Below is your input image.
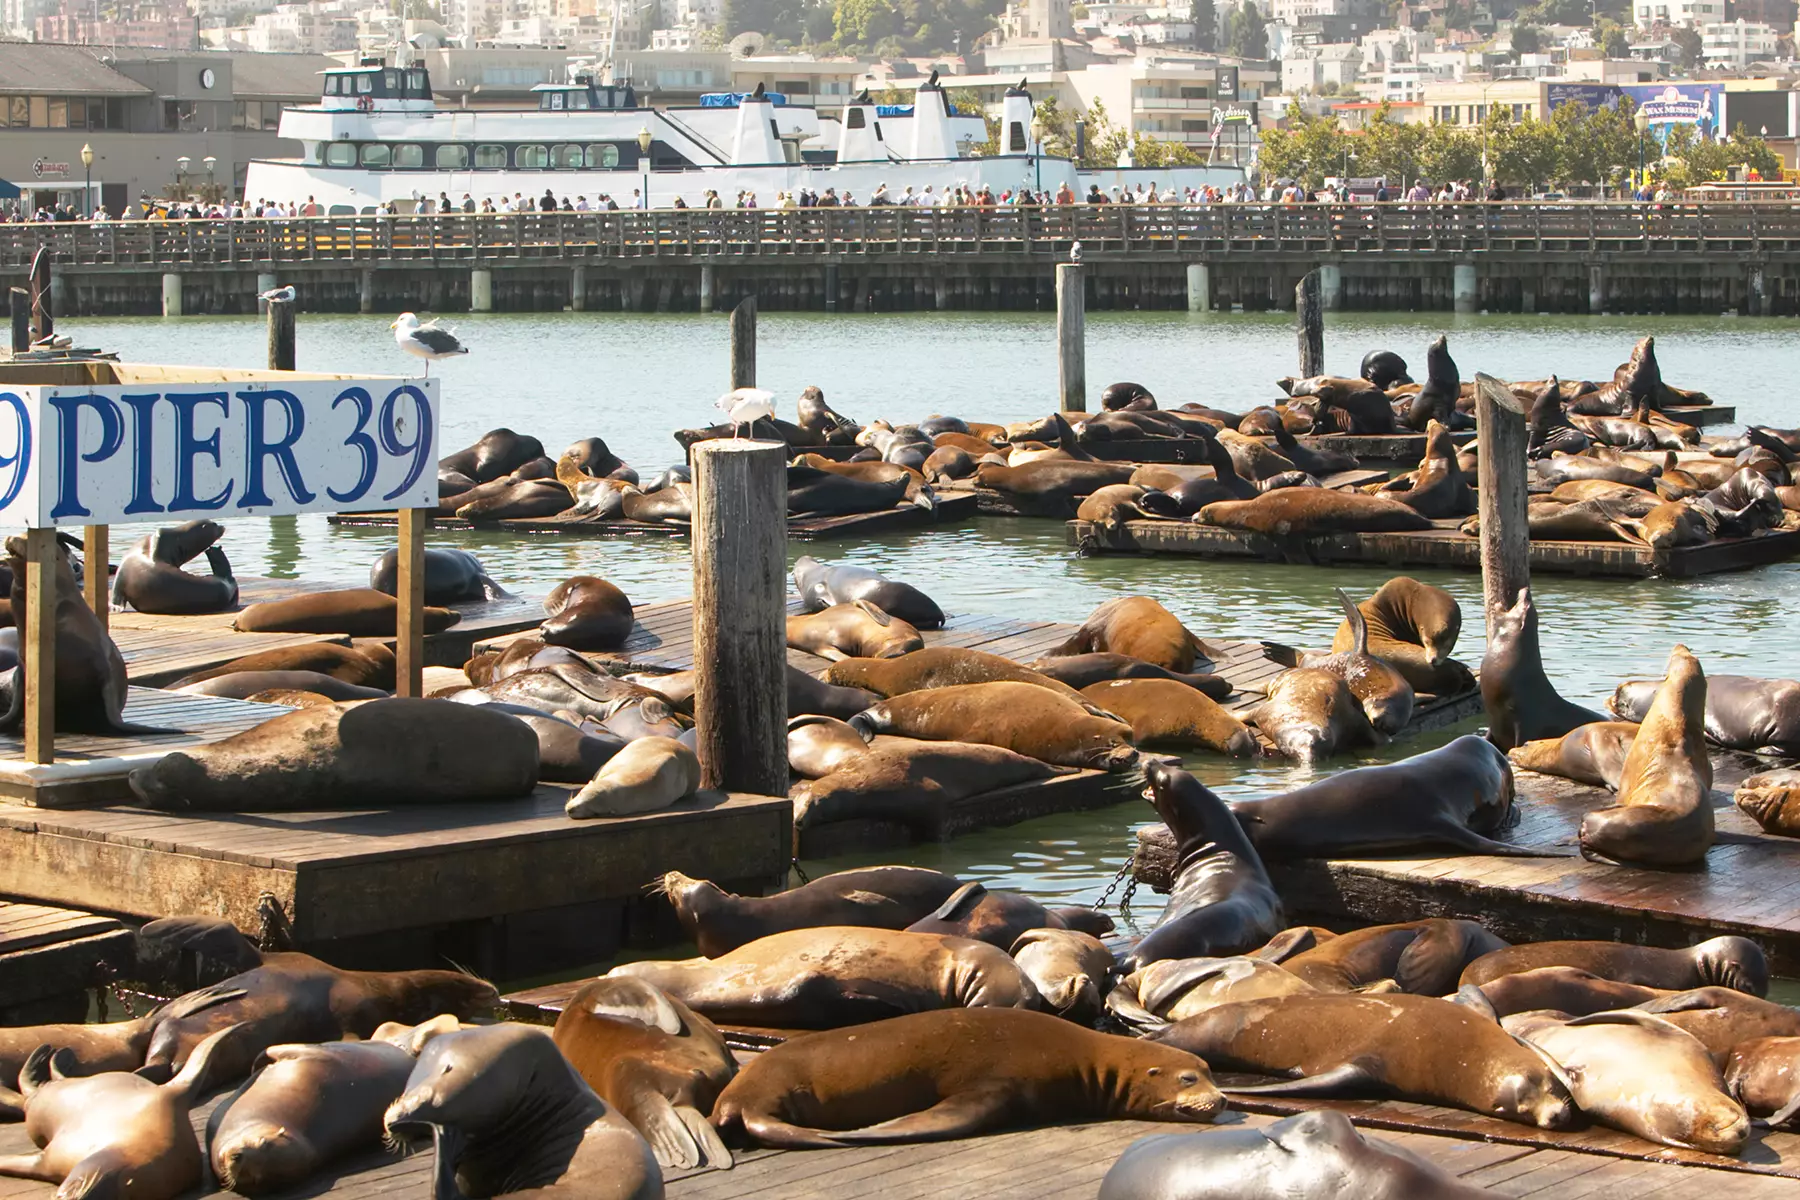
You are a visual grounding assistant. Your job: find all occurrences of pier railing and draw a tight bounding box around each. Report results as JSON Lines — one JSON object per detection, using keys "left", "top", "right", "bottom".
{"left": 11, "top": 202, "right": 1800, "bottom": 269}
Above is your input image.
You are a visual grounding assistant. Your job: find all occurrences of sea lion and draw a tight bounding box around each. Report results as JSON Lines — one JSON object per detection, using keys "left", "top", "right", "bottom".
{"left": 1579, "top": 644, "right": 1713, "bottom": 868}
{"left": 1396, "top": 420, "right": 1474, "bottom": 517}
{"left": 439, "top": 428, "right": 545, "bottom": 483}
{"left": 1735, "top": 768, "right": 1800, "bottom": 836}
{"left": 112, "top": 520, "right": 238, "bottom": 614}
{"left": 1106, "top": 957, "right": 1319, "bottom": 1033}
{"left": 206, "top": 1038, "right": 417, "bottom": 1194}
{"left": 633, "top": 664, "right": 876, "bottom": 720}
{"left": 657, "top": 867, "right": 964, "bottom": 958}
{"left": 1361, "top": 349, "right": 1412, "bottom": 389}
{"left": 622, "top": 481, "right": 693, "bottom": 523}
{"left": 796, "top": 386, "right": 859, "bottom": 442}
{"left": 1281, "top": 919, "right": 1509, "bottom": 995}
{"left": 1461, "top": 936, "right": 1767, "bottom": 996}
{"left": 1152, "top": 993, "right": 1575, "bottom": 1129}
{"left": 457, "top": 701, "right": 623, "bottom": 784}
{"left": 1010, "top": 929, "right": 1114, "bottom": 1022}
{"left": 172, "top": 670, "right": 388, "bottom": 702}
{"left": 1247, "top": 667, "right": 1376, "bottom": 761}
{"left": 132, "top": 916, "right": 264, "bottom": 993}
{"left": 244, "top": 688, "right": 334, "bottom": 707}
{"left": 711, "top": 1008, "right": 1223, "bottom": 1147}
{"left": 1534, "top": 453, "right": 1656, "bottom": 490}
{"left": 848, "top": 681, "right": 1138, "bottom": 770}
{"left": 1200, "top": 489, "right": 1434, "bottom": 536}
{"left": 1631, "top": 988, "right": 1800, "bottom": 1061}
{"left": 1507, "top": 721, "right": 1639, "bottom": 789}
{"left": 0, "top": 1023, "right": 253, "bottom": 1200}
{"left": 1468, "top": 966, "right": 1663, "bottom": 1017}
{"left": 456, "top": 476, "right": 574, "bottom": 522}
{"left": 1051, "top": 596, "right": 1203, "bottom": 673}
{"left": 1301, "top": 590, "right": 1415, "bottom": 735}
{"left": 1405, "top": 336, "right": 1460, "bottom": 431}
{"left": 541, "top": 576, "right": 634, "bottom": 650}
{"left": 557, "top": 435, "right": 633, "bottom": 483}
{"left": 1479, "top": 587, "right": 1608, "bottom": 752}
{"left": 0, "top": 536, "right": 145, "bottom": 734}
{"left": 368, "top": 547, "right": 508, "bottom": 604}
{"left": 172, "top": 643, "right": 396, "bottom": 691}
{"left": 610, "top": 926, "right": 1038, "bottom": 1027}
{"left": 976, "top": 460, "right": 1137, "bottom": 517}
{"left": 1328, "top": 576, "right": 1469, "bottom": 696}
{"left": 787, "top": 466, "right": 925, "bottom": 516}
{"left": 1724, "top": 1037, "right": 1800, "bottom": 1125}
{"left": 1125, "top": 760, "right": 1283, "bottom": 971}
{"left": 1610, "top": 673, "right": 1800, "bottom": 757}
{"left": 0, "top": 1016, "right": 158, "bottom": 1120}
{"left": 793, "top": 556, "right": 944, "bottom": 629}
{"left": 1229, "top": 735, "right": 1548, "bottom": 860}
{"left": 1268, "top": 422, "right": 1360, "bottom": 475}
{"left": 825, "top": 645, "right": 1081, "bottom": 698}
{"left": 566, "top": 736, "right": 700, "bottom": 819}
{"left": 128, "top": 698, "right": 539, "bottom": 811}
{"left": 1098, "top": 1109, "right": 1502, "bottom": 1200}
{"left": 1526, "top": 377, "right": 1589, "bottom": 458}
{"left": 552, "top": 977, "right": 736, "bottom": 1171}
{"left": 1028, "top": 652, "right": 1231, "bottom": 699}
{"left": 233, "top": 588, "right": 460, "bottom": 637}
{"left": 1079, "top": 679, "right": 1256, "bottom": 755}
{"left": 1103, "top": 381, "right": 1156, "bottom": 411}
{"left": 384, "top": 1024, "right": 660, "bottom": 1200}
{"left": 787, "top": 601, "right": 923, "bottom": 661}
{"left": 1077, "top": 484, "right": 1169, "bottom": 535}
{"left": 904, "top": 881, "right": 1111, "bottom": 949}
{"left": 1503, "top": 1009, "right": 1747, "bottom": 1154}
{"left": 1575, "top": 336, "right": 1663, "bottom": 418}
{"left": 924, "top": 446, "right": 976, "bottom": 482}
{"left": 479, "top": 663, "right": 661, "bottom": 721}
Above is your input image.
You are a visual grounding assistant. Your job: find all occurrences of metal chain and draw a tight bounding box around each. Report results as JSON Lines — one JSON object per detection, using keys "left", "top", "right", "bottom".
{"left": 256, "top": 892, "right": 294, "bottom": 952}
{"left": 789, "top": 857, "right": 811, "bottom": 886}
{"left": 1091, "top": 848, "right": 1138, "bottom": 912}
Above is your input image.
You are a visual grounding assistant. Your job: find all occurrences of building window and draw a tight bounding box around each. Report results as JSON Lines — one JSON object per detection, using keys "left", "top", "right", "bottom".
{"left": 360, "top": 143, "right": 390, "bottom": 167}
{"left": 586, "top": 143, "right": 620, "bottom": 167}
{"left": 474, "top": 144, "right": 507, "bottom": 168}
{"left": 436, "top": 144, "right": 470, "bottom": 168}
{"left": 9, "top": 97, "right": 26, "bottom": 127}
{"left": 66, "top": 99, "right": 83, "bottom": 127}
{"left": 325, "top": 141, "right": 356, "bottom": 166}
{"left": 393, "top": 143, "right": 424, "bottom": 167}
{"left": 515, "top": 144, "right": 549, "bottom": 168}
{"left": 551, "top": 143, "right": 583, "bottom": 168}
{"left": 32, "top": 96, "right": 49, "bottom": 128}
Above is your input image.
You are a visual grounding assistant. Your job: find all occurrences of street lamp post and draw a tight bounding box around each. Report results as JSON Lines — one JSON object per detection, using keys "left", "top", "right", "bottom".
{"left": 637, "top": 125, "right": 652, "bottom": 210}
{"left": 1634, "top": 107, "right": 1651, "bottom": 196}
{"left": 79, "top": 143, "right": 93, "bottom": 217}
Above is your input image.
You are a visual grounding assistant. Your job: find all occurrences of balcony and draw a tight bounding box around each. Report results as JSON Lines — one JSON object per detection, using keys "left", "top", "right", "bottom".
{"left": 1133, "top": 95, "right": 1214, "bottom": 110}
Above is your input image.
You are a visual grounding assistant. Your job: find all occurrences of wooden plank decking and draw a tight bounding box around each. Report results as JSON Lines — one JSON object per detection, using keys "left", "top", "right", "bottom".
{"left": 0, "top": 900, "right": 134, "bottom": 1022}
{"left": 111, "top": 628, "right": 354, "bottom": 687}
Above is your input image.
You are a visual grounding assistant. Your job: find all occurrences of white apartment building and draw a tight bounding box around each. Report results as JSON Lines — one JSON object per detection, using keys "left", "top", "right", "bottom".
{"left": 241, "top": 3, "right": 357, "bottom": 54}
{"left": 1282, "top": 42, "right": 1361, "bottom": 92}
{"left": 1632, "top": 0, "right": 1723, "bottom": 27}
{"left": 1370, "top": 60, "right": 1441, "bottom": 101}
{"left": 998, "top": 0, "right": 1076, "bottom": 42}
{"left": 1701, "top": 18, "right": 1778, "bottom": 67}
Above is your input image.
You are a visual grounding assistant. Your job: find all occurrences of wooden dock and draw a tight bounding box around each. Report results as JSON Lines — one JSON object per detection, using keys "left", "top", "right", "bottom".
{"left": 326, "top": 493, "right": 979, "bottom": 542}
{"left": 1066, "top": 517, "right": 1800, "bottom": 579}
{"left": 945, "top": 469, "right": 1388, "bottom": 518}
{"left": 111, "top": 628, "right": 354, "bottom": 687}
{"left": 0, "top": 900, "right": 134, "bottom": 1023}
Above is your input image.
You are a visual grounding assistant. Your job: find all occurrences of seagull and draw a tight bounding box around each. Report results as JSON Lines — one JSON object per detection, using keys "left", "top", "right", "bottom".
{"left": 391, "top": 312, "right": 468, "bottom": 377}
{"left": 716, "top": 387, "right": 775, "bottom": 438}
{"left": 31, "top": 333, "right": 71, "bottom": 350}
{"left": 258, "top": 284, "right": 296, "bottom": 303}
{"left": 1070, "top": 241, "right": 1083, "bottom": 263}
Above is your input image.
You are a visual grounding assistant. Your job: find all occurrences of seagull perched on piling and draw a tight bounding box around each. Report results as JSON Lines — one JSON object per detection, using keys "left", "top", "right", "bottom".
{"left": 1070, "top": 241, "right": 1083, "bottom": 263}
{"left": 258, "top": 284, "right": 296, "bottom": 303}
{"left": 391, "top": 312, "right": 468, "bottom": 377}
{"left": 716, "top": 387, "right": 775, "bottom": 438}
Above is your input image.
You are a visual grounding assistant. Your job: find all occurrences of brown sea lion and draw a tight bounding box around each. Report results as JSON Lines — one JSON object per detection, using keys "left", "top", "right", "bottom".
{"left": 243, "top": 688, "right": 333, "bottom": 707}
{"left": 1396, "top": 421, "right": 1474, "bottom": 517}
{"left": 623, "top": 481, "right": 693, "bottom": 523}
{"left": 1469, "top": 966, "right": 1663, "bottom": 1017}
{"left": 0, "top": 535, "right": 144, "bottom": 734}
{"left": 849, "top": 681, "right": 1137, "bottom": 770}
{"left": 1154, "top": 993, "right": 1575, "bottom": 1128}
{"left": 1579, "top": 644, "right": 1713, "bottom": 867}
{"left": 1216, "top": 429, "right": 1300, "bottom": 482}
{"left": 904, "top": 881, "right": 1112, "bottom": 950}
{"left": 1199, "top": 489, "right": 1434, "bottom": 536}
{"left": 1300, "top": 590, "right": 1415, "bottom": 735}
{"left": 610, "top": 926, "right": 1038, "bottom": 1027}
{"left": 1080, "top": 679, "right": 1256, "bottom": 755}
{"left": 1051, "top": 596, "right": 1203, "bottom": 673}
{"left": 233, "top": 588, "right": 460, "bottom": 636}
{"left": 1460, "top": 935, "right": 1767, "bottom": 996}
{"left": 566, "top": 736, "right": 699, "bottom": 819}
{"left": 173, "top": 642, "right": 396, "bottom": 690}
{"left": 1010, "top": 929, "right": 1114, "bottom": 1023}
{"left": 0, "top": 1017, "right": 157, "bottom": 1120}
{"left": 712, "top": 1008, "right": 1223, "bottom": 1147}
{"left": 384, "top": 1024, "right": 660, "bottom": 1200}
{"left": 1507, "top": 721, "right": 1639, "bottom": 789}
{"left": 112, "top": 520, "right": 238, "bottom": 614}
{"left": 1330, "top": 577, "right": 1470, "bottom": 696}
{"left": 1631, "top": 988, "right": 1800, "bottom": 1062}
{"left": 1281, "top": 919, "right": 1509, "bottom": 995}
{"left": 1247, "top": 667, "right": 1376, "bottom": 761}
{"left": 657, "top": 867, "right": 964, "bottom": 958}
{"left": 1735, "top": 768, "right": 1800, "bottom": 836}
{"left": 456, "top": 477, "right": 573, "bottom": 521}
{"left": 1724, "top": 1037, "right": 1800, "bottom": 1125}
{"left": 1479, "top": 587, "right": 1608, "bottom": 752}
{"left": 787, "top": 601, "right": 923, "bottom": 661}
{"left": 541, "top": 576, "right": 634, "bottom": 650}
{"left": 1105, "top": 956, "right": 1318, "bottom": 1034}
{"left": 552, "top": 977, "right": 736, "bottom": 1170}
{"left": 1028, "top": 652, "right": 1231, "bottom": 699}
{"left": 172, "top": 670, "right": 388, "bottom": 702}
{"left": 826, "top": 645, "right": 1080, "bottom": 698}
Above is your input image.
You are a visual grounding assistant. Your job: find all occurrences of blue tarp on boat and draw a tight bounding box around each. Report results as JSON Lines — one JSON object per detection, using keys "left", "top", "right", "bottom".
{"left": 699, "top": 92, "right": 789, "bottom": 107}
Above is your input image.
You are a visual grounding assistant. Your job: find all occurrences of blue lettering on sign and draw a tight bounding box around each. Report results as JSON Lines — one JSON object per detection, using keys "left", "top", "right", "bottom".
{"left": 379, "top": 385, "right": 433, "bottom": 502}
{"left": 0, "top": 392, "right": 31, "bottom": 514}
{"left": 119, "top": 393, "right": 166, "bottom": 515}
{"left": 238, "top": 388, "right": 315, "bottom": 509}
{"left": 329, "top": 386, "right": 378, "bottom": 503}
{"left": 47, "top": 392, "right": 123, "bottom": 520}
{"left": 167, "top": 392, "right": 233, "bottom": 511}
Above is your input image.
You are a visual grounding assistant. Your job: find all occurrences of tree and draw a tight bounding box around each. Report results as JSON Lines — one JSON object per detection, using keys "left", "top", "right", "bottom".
{"left": 1254, "top": 100, "right": 1351, "bottom": 187}
{"left": 1358, "top": 101, "right": 1426, "bottom": 186}
{"left": 1510, "top": 22, "right": 1540, "bottom": 52}
{"left": 1671, "top": 25, "right": 1703, "bottom": 68}
{"left": 1594, "top": 16, "right": 1631, "bottom": 56}
{"left": 1487, "top": 109, "right": 1561, "bottom": 189}
{"left": 1224, "top": 0, "right": 1266, "bottom": 58}
{"left": 1418, "top": 120, "right": 1484, "bottom": 184}
{"left": 1191, "top": 0, "right": 1217, "bottom": 50}
{"left": 1552, "top": 98, "right": 1637, "bottom": 191}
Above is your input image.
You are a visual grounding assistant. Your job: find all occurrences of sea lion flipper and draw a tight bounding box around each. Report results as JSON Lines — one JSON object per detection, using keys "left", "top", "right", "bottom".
{"left": 1102, "top": 983, "right": 1168, "bottom": 1034}
{"left": 825, "top": 1085, "right": 1013, "bottom": 1143}
{"left": 1248, "top": 928, "right": 1318, "bottom": 963}
{"left": 572, "top": 976, "right": 685, "bottom": 1036}
{"left": 1766, "top": 1091, "right": 1800, "bottom": 1129}
{"left": 0, "top": 1150, "right": 56, "bottom": 1183}
{"left": 1447, "top": 984, "right": 1500, "bottom": 1022}
{"left": 167, "top": 1021, "right": 257, "bottom": 1104}
{"left": 629, "top": 1090, "right": 704, "bottom": 1170}
{"left": 1336, "top": 589, "right": 1368, "bottom": 656}
{"left": 1223, "top": 1061, "right": 1376, "bottom": 1097}
{"left": 16, "top": 1046, "right": 55, "bottom": 1097}
{"left": 925, "top": 881, "right": 987, "bottom": 923}
{"left": 476, "top": 574, "right": 512, "bottom": 601}
{"left": 152, "top": 984, "right": 251, "bottom": 1023}
{"left": 1434, "top": 826, "right": 1576, "bottom": 858}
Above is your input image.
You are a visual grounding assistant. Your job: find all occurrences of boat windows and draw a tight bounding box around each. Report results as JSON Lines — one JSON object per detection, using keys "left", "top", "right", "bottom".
{"left": 436, "top": 144, "right": 470, "bottom": 169}
{"left": 569, "top": 92, "right": 591, "bottom": 110}
{"left": 551, "top": 143, "right": 584, "bottom": 168}
{"left": 325, "top": 141, "right": 357, "bottom": 167}
{"left": 329, "top": 204, "right": 356, "bottom": 215}
{"left": 325, "top": 76, "right": 341, "bottom": 96}
{"left": 474, "top": 144, "right": 507, "bottom": 168}
{"left": 392, "top": 143, "right": 425, "bottom": 168}
{"left": 408, "top": 70, "right": 427, "bottom": 95}
{"left": 360, "top": 143, "right": 391, "bottom": 167}
{"left": 587, "top": 144, "right": 621, "bottom": 168}
{"left": 356, "top": 75, "right": 374, "bottom": 95}
{"left": 384, "top": 71, "right": 400, "bottom": 91}
{"left": 515, "top": 144, "right": 550, "bottom": 168}
{"left": 846, "top": 108, "right": 865, "bottom": 129}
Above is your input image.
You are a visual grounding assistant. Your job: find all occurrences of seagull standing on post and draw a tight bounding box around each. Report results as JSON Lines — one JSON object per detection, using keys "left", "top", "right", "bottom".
{"left": 716, "top": 387, "right": 775, "bottom": 439}
{"left": 258, "top": 284, "right": 297, "bottom": 303}
{"left": 1070, "top": 241, "right": 1083, "bottom": 263}
{"left": 391, "top": 312, "right": 468, "bottom": 377}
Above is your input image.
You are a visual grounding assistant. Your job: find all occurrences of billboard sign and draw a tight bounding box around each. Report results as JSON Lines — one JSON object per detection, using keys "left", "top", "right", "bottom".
{"left": 1622, "top": 83, "right": 1720, "bottom": 138}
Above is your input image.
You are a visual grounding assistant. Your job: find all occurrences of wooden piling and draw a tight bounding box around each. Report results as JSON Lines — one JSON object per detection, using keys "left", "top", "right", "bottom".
{"left": 9, "top": 288, "right": 27, "bottom": 353}
{"left": 266, "top": 296, "right": 296, "bottom": 372}
{"left": 690, "top": 439, "right": 787, "bottom": 795}
{"left": 1056, "top": 262, "right": 1085, "bottom": 412}
{"left": 729, "top": 297, "right": 757, "bottom": 391}
{"left": 1296, "top": 270, "right": 1324, "bottom": 377}
{"left": 1474, "top": 372, "right": 1530, "bottom": 633}
{"left": 394, "top": 507, "right": 426, "bottom": 698}
{"left": 81, "top": 527, "right": 107, "bottom": 632}
{"left": 27, "top": 248, "right": 51, "bottom": 343}
{"left": 23, "top": 527, "right": 56, "bottom": 764}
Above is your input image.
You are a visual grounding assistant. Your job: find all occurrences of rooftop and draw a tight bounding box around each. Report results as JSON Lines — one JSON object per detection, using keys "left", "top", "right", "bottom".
{"left": 0, "top": 42, "right": 151, "bottom": 95}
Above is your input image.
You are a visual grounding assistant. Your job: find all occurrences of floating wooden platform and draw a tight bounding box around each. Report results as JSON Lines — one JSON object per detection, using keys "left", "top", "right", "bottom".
{"left": 112, "top": 628, "right": 354, "bottom": 687}
{"left": 0, "top": 786, "right": 791, "bottom": 979}
{"left": 326, "top": 494, "right": 979, "bottom": 542}
{"left": 943, "top": 469, "right": 1388, "bottom": 518}
{"left": 0, "top": 900, "right": 134, "bottom": 1023}
{"left": 1067, "top": 517, "right": 1800, "bottom": 579}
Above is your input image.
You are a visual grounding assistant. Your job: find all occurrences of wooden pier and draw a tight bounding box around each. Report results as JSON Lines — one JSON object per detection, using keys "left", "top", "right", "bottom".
{"left": 0, "top": 900, "right": 133, "bottom": 1023}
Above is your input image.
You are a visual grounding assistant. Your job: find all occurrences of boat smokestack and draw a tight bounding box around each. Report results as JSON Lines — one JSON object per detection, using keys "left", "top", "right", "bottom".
{"left": 838, "top": 89, "right": 885, "bottom": 163}
{"left": 732, "top": 88, "right": 784, "bottom": 166}
{"left": 1001, "top": 78, "right": 1034, "bottom": 157}
{"left": 908, "top": 69, "right": 953, "bottom": 161}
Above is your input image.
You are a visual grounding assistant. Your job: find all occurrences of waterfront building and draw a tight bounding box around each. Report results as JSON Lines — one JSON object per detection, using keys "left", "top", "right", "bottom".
{"left": 1632, "top": 0, "right": 1726, "bottom": 26}
{"left": 1701, "top": 18, "right": 1781, "bottom": 68}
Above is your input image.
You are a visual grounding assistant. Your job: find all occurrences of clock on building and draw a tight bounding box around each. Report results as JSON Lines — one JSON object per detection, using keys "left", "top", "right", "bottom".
{"left": 200, "top": 67, "right": 216, "bottom": 89}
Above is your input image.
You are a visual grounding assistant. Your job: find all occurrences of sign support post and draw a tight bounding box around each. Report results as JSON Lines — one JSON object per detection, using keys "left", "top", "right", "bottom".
{"left": 82, "top": 526, "right": 107, "bottom": 631}
{"left": 23, "top": 527, "right": 56, "bottom": 765}
{"left": 396, "top": 507, "right": 425, "bottom": 697}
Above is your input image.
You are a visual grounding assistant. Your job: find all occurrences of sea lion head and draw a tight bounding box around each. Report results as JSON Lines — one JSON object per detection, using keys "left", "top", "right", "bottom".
{"left": 214, "top": 1123, "right": 318, "bottom": 1195}
{"left": 133, "top": 915, "right": 263, "bottom": 991}
{"left": 1490, "top": 1055, "right": 1577, "bottom": 1130}
{"left": 152, "top": 518, "right": 226, "bottom": 565}
{"left": 382, "top": 968, "right": 501, "bottom": 1025}
{"left": 658, "top": 870, "right": 726, "bottom": 930}
{"left": 126, "top": 751, "right": 207, "bottom": 811}
{"left": 385, "top": 1025, "right": 562, "bottom": 1144}
{"left": 1128, "top": 1047, "right": 1226, "bottom": 1123}
{"left": 1079, "top": 722, "right": 1141, "bottom": 772}
{"left": 1693, "top": 936, "right": 1769, "bottom": 996}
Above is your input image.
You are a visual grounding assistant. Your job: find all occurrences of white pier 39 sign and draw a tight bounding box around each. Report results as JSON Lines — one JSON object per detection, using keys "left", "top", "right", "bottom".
{"left": 0, "top": 378, "right": 439, "bottom": 527}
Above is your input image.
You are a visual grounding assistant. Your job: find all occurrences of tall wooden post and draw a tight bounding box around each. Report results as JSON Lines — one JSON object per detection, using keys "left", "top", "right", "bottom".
{"left": 9, "top": 288, "right": 28, "bottom": 353}
{"left": 266, "top": 296, "right": 296, "bottom": 372}
{"left": 395, "top": 508, "right": 426, "bottom": 698}
{"left": 27, "top": 247, "right": 51, "bottom": 343}
{"left": 23, "top": 527, "right": 56, "bottom": 765}
{"left": 690, "top": 440, "right": 787, "bottom": 796}
{"left": 82, "top": 526, "right": 107, "bottom": 631}
{"left": 1296, "top": 270, "right": 1324, "bottom": 378}
{"left": 1056, "top": 262, "right": 1085, "bottom": 412}
{"left": 729, "top": 297, "right": 756, "bottom": 391}
{"left": 1475, "top": 372, "right": 1530, "bottom": 635}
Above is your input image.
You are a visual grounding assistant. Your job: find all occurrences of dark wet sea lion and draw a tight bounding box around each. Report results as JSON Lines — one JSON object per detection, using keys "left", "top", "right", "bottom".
{"left": 1577, "top": 336, "right": 1663, "bottom": 417}
{"left": 173, "top": 643, "right": 395, "bottom": 690}
{"left": 112, "top": 520, "right": 238, "bottom": 614}
{"left": 1361, "top": 349, "right": 1411, "bottom": 389}
{"left": 1102, "top": 381, "right": 1156, "bottom": 411}
{"left": 610, "top": 926, "right": 1038, "bottom": 1027}
{"left": 384, "top": 1024, "right": 659, "bottom": 1200}
{"left": 466, "top": 700, "right": 624, "bottom": 783}
{"left": 557, "top": 435, "right": 632, "bottom": 483}
{"left": 1268, "top": 422, "right": 1359, "bottom": 475}
{"left": 439, "top": 428, "right": 544, "bottom": 483}
{"left": 172, "top": 670, "right": 388, "bottom": 702}
{"left": 0, "top": 1017, "right": 158, "bottom": 1120}
{"left": 128, "top": 698, "right": 539, "bottom": 811}
{"left": 712, "top": 1008, "right": 1222, "bottom": 1147}
{"left": 788, "top": 466, "right": 923, "bottom": 516}
{"left": 552, "top": 977, "right": 736, "bottom": 1170}
{"left": 1405, "top": 335, "right": 1460, "bottom": 431}
{"left": 1125, "top": 760, "right": 1283, "bottom": 971}
{"left": 787, "top": 601, "right": 923, "bottom": 661}
{"left": 905, "top": 881, "right": 1111, "bottom": 949}
{"left": 1470, "top": 966, "right": 1663, "bottom": 1017}
{"left": 658, "top": 867, "right": 963, "bottom": 958}
{"left": 1507, "top": 721, "right": 1638, "bottom": 789}
{"left": 234, "top": 588, "right": 459, "bottom": 636}
{"left": 368, "top": 546, "right": 508, "bottom": 604}
{"left": 0, "top": 536, "right": 148, "bottom": 735}
{"left": 1579, "top": 644, "right": 1713, "bottom": 867}
{"left": 454, "top": 476, "right": 572, "bottom": 521}
{"left": 1281, "top": 919, "right": 1508, "bottom": 995}
{"left": 826, "top": 645, "right": 1081, "bottom": 698}
{"left": 1200, "top": 489, "right": 1434, "bottom": 535}
{"left": 1099, "top": 1109, "right": 1501, "bottom": 1200}
{"left": 1052, "top": 596, "right": 1202, "bottom": 673}
{"left": 1461, "top": 935, "right": 1767, "bottom": 996}
{"left": 1611, "top": 672, "right": 1800, "bottom": 757}
{"left": 794, "top": 555, "right": 944, "bottom": 629}
{"left": 207, "top": 1038, "right": 416, "bottom": 1194}
{"left": 1301, "top": 591, "right": 1414, "bottom": 735}
{"left": 636, "top": 663, "right": 873, "bottom": 720}
{"left": 541, "top": 576, "right": 634, "bottom": 650}
{"left": 133, "top": 917, "right": 264, "bottom": 993}
{"left": 1028, "top": 652, "right": 1231, "bottom": 699}
{"left": 1012, "top": 929, "right": 1114, "bottom": 1022}
{"left": 1153, "top": 992, "right": 1575, "bottom": 1129}
{"left": 1479, "top": 587, "right": 1607, "bottom": 752}
{"left": 1079, "top": 679, "right": 1255, "bottom": 755}
{"left": 849, "top": 680, "right": 1137, "bottom": 770}
{"left": 1229, "top": 735, "right": 1549, "bottom": 859}
{"left": 1248, "top": 667, "right": 1376, "bottom": 761}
